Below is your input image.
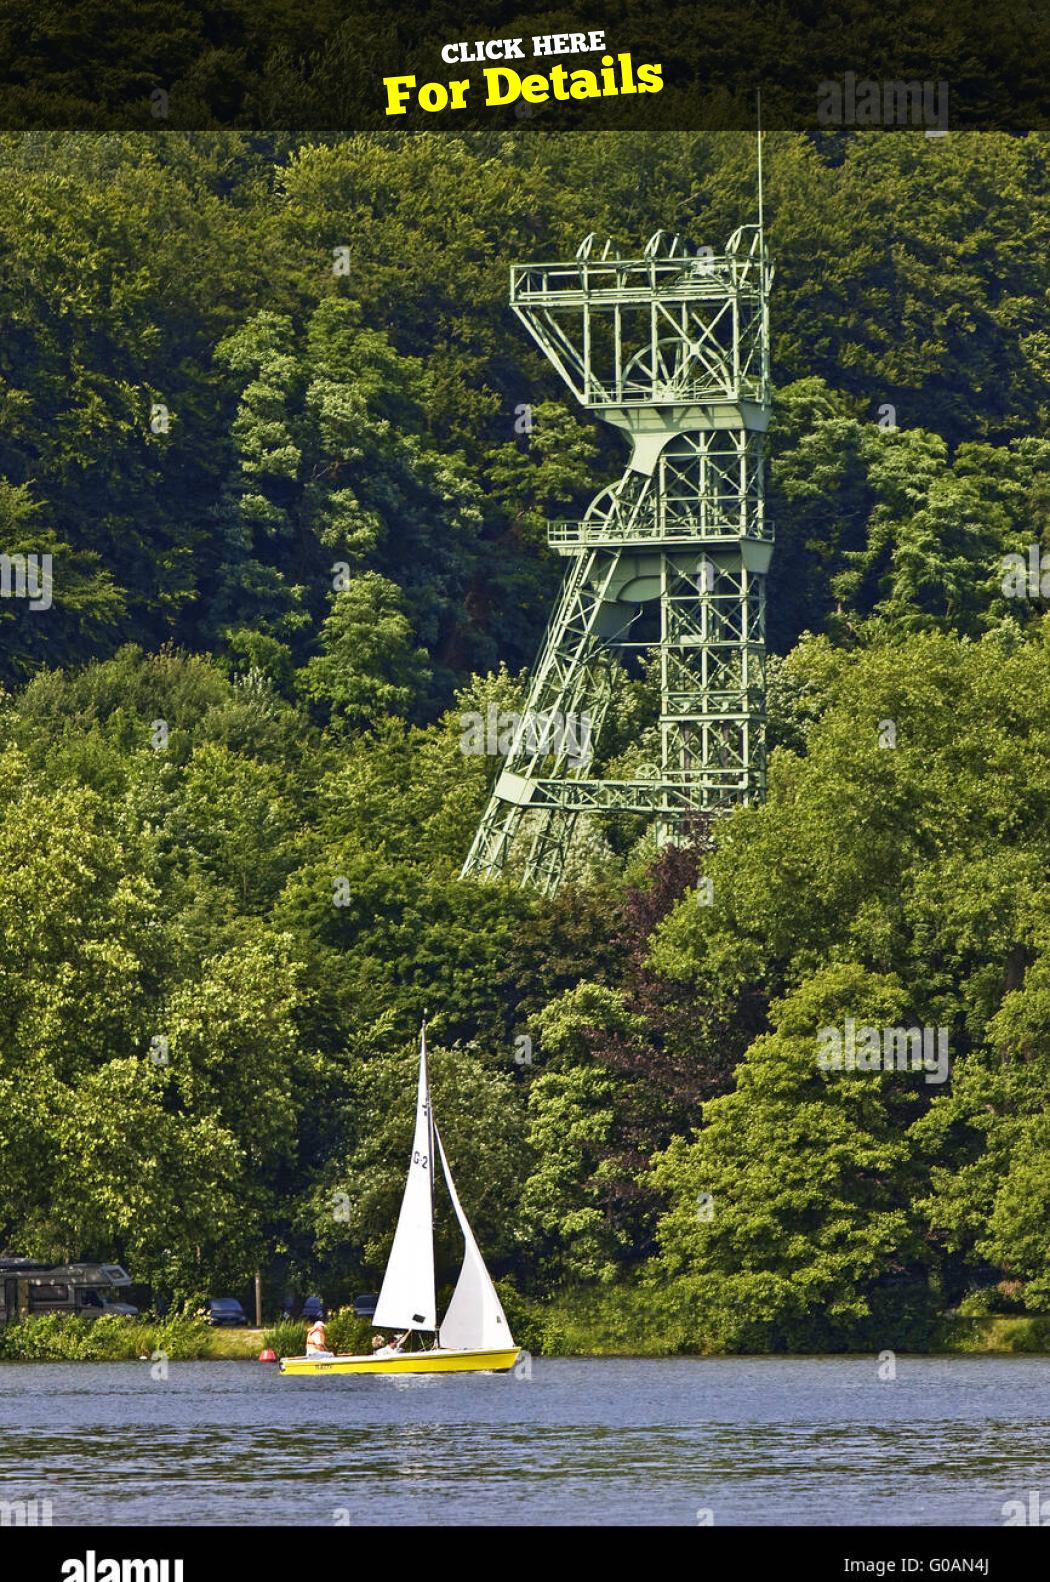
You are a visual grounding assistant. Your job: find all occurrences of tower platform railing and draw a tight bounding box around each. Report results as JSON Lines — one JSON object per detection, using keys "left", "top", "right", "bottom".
{"left": 547, "top": 515, "right": 774, "bottom": 550}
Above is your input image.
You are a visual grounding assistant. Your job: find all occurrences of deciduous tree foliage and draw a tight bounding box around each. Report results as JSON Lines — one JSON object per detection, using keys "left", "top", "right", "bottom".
{"left": 2, "top": 131, "right": 1050, "bottom": 1332}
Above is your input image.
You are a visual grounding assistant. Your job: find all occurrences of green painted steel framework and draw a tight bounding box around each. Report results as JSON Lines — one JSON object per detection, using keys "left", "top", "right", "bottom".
{"left": 462, "top": 222, "right": 774, "bottom": 893}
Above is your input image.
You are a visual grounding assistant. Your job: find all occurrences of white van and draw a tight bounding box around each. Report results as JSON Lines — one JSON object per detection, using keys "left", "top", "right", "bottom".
{"left": 0, "top": 1259, "right": 137, "bottom": 1322}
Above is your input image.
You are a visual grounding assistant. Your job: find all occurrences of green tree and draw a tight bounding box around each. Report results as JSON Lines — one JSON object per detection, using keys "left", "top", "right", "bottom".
{"left": 298, "top": 574, "right": 431, "bottom": 726}
{"left": 651, "top": 966, "right": 930, "bottom": 1350}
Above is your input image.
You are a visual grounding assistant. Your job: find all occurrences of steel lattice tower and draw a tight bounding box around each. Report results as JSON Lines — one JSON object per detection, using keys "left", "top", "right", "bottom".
{"left": 461, "top": 219, "right": 774, "bottom": 893}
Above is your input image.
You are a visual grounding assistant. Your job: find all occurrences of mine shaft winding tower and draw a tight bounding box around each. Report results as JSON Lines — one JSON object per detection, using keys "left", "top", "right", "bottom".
{"left": 462, "top": 214, "right": 774, "bottom": 893}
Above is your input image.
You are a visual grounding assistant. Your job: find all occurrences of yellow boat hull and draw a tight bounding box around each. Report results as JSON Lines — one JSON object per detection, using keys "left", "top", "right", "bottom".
{"left": 278, "top": 1346, "right": 520, "bottom": 1377}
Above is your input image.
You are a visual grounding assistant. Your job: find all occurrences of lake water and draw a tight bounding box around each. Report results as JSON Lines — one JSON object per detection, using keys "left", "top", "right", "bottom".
{"left": 0, "top": 1355, "right": 1048, "bottom": 1526}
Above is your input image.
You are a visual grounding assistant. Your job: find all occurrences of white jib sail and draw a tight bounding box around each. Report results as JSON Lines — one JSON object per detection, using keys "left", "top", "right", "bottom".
{"left": 373, "top": 1029, "right": 437, "bottom": 1331}
{"left": 435, "top": 1122, "right": 514, "bottom": 1351}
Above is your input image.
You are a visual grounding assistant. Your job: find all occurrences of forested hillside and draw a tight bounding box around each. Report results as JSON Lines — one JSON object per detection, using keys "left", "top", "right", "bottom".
{"left": 1, "top": 130, "right": 1049, "bottom": 1346}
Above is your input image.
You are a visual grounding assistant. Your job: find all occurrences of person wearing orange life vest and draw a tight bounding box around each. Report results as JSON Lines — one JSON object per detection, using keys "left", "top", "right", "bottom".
{"left": 305, "top": 1318, "right": 331, "bottom": 1357}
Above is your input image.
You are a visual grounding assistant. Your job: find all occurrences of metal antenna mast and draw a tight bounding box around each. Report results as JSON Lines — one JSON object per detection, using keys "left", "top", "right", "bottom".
{"left": 757, "top": 89, "right": 764, "bottom": 236}
{"left": 462, "top": 200, "right": 774, "bottom": 894}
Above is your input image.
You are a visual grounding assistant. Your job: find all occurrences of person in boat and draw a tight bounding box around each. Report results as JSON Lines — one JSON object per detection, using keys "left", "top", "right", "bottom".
{"left": 305, "top": 1318, "right": 332, "bottom": 1358}
{"left": 370, "top": 1331, "right": 409, "bottom": 1358}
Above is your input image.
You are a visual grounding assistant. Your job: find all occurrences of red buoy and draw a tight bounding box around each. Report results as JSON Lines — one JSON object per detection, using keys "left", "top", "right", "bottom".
{"left": 258, "top": 1348, "right": 277, "bottom": 1362}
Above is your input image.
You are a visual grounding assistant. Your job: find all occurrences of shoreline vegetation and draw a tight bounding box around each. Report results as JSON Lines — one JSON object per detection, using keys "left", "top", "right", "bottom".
{"left": 2, "top": 1305, "right": 1048, "bottom": 1363}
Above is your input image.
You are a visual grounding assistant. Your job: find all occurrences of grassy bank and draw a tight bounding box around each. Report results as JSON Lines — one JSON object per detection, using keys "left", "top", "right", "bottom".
{"left": 3, "top": 1305, "right": 1050, "bottom": 1361}
{"left": 0, "top": 1308, "right": 377, "bottom": 1362}
{"left": 937, "top": 1315, "right": 1050, "bottom": 1354}
{"left": 0, "top": 1312, "right": 216, "bottom": 1361}
{"left": 502, "top": 1281, "right": 688, "bottom": 1357}
{"left": 500, "top": 1283, "right": 1050, "bottom": 1357}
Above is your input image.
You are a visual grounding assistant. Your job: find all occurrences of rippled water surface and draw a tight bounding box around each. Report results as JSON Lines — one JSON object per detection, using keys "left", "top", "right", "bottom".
{"left": 1, "top": 1356, "right": 1048, "bottom": 1525}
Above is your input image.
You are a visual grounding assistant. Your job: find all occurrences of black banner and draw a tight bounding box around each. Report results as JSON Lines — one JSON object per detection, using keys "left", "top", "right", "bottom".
{"left": 0, "top": 1521, "right": 1047, "bottom": 1573}
{"left": 0, "top": 0, "right": 1046, "bottom": 131}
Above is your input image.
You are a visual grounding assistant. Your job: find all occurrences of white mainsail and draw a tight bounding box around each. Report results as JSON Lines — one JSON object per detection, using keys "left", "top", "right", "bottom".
{"left": 435, "top": 1122, "right": 514, "bottom": 1352}
{"left": 372, "top": 1028, "right": 437, "bottom": 1331}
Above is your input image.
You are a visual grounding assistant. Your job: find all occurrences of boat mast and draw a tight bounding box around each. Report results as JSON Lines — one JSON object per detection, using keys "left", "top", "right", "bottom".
{"left": 423, "top": 1011, "right": 438, "bottom": 1351}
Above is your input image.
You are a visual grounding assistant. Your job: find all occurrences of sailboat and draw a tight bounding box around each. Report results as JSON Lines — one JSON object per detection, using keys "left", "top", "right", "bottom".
{"left": 279, "top": 1021, "right": 520, "bottom": 1376}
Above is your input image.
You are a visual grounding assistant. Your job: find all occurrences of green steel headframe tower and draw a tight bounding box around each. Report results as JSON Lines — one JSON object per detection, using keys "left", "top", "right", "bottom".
{"left": 462, "top": 216, "right": 774, "bottom": 894}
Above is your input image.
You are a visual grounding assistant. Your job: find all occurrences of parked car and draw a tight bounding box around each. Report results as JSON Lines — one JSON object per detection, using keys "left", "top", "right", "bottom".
{"left": 353, "top": 1293, "right": 378, "bottom": 1319}
{"left": 203, "top": 1297, "right": 248, "bottom": 1327}
{"left": 301, "top": 1295, "right": 325, "bottom": 1322}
